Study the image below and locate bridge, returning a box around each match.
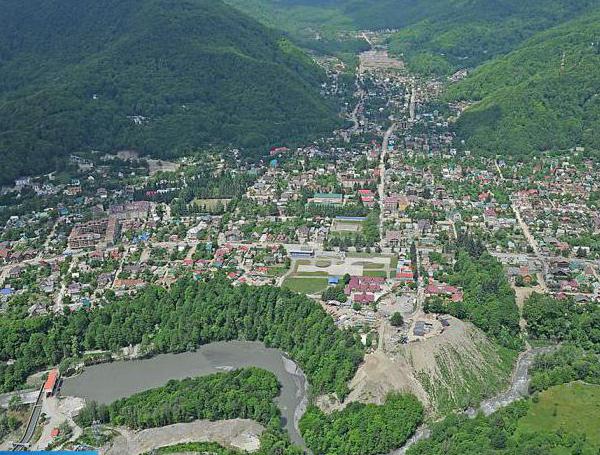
[11,385,44,451]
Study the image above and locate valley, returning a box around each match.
[0,1,599,454]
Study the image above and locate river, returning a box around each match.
[61,341,552,454]
[60,341,308,448]
[389,345,556,454]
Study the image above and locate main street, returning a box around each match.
[378,76,416,249]
[495,159,548,291]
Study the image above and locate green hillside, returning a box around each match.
[408,389,600,455]
[225,0,353,37]
[449,12,600,156]
[223,0,370,59]
[386,0,599,75]
[0,0,340,185]
[517,382,600,450]
[225,0,599,76]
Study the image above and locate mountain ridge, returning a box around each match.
[0,0,340,185]
[448,10,600,156]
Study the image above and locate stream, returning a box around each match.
[389,346,556,454]
[60,339,553,454]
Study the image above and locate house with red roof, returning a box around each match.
[426,282,463,302]
[44,369,59,397]
[361,196,376,207]
[396,271,414,282]
[353,292,375,304]
[345,276,385,295]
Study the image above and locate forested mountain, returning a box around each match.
[386,0,600,75]
[449,11,600,156]
[226,0,599,75]
[0,0,340,185]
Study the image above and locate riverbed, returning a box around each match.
[389,345,556,454]
[60,341,308,448]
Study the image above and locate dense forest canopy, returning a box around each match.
[300,393,424,455]
[449,10,600,156]
[76,368,281,429]
[0,0,341,185]
[385,0,599,75]
[0,277,364,397]
[227,0,599,74]
[523,293,600,393]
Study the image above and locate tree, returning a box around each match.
[390,312,404,327]
[0,277,364,397]
[8,394,23,411]
[300,393,423,455]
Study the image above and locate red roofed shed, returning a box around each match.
[44,369,59,397]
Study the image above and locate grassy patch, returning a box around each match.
[315,260,332,267]
[328,231,357,239]
[267,266,288,277]
[517,382,600,448]
[295,259,312,266]
[192,198,231,209]
[282,277,329,294]
[362,262,385,270]
[347,252,381,259]
[363,270,387,278]
[296,271,329,277]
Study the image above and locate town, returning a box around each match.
[0,31,599,453]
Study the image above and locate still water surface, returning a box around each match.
[61,341,308,447]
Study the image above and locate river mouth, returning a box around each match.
[60,341,308,448]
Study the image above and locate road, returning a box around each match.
[492,250,600,267]
[31,396,84,451]
[277,258,297,287]
[11,388,44,451]
[0,249,88,287]
[511,205,548,291]
[492,250,599,298]
[378,122,397,240]
[0,390,38,409]
[361,32,373,47]
[35,219,59,262]
[378,79,416,245]
[343,80,365,142]
[408,84,417,122]
[54,256,78,312]
[495,158,548,291]
[349,85,364,132]
[111,246,128,288]
[494,159,505,180]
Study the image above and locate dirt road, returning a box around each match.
[103,419,265,455]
